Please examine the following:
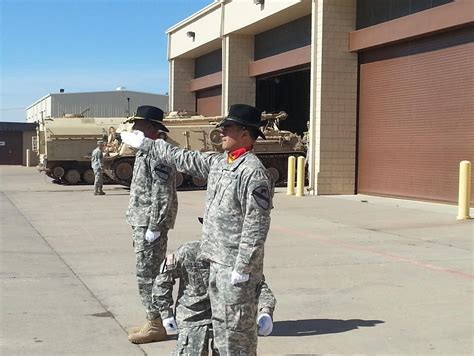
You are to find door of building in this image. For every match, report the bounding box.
[256,68,310,135]
[0,131,23,165]
[358,39,474,203]
[196,87,222,117]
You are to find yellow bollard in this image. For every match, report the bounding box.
[296,156,305,197]
[457,160,472,220]
[287,156,296,195]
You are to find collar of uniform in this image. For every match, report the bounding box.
[222,151,250,172]
[227,147,251,163]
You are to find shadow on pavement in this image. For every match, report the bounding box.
[272,318,384,337]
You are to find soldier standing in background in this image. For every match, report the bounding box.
[91,140,105,195]
[125,105,179,344]
[154,240,276,355]
[122,104,274,355]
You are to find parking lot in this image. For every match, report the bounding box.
[1,166,473,355]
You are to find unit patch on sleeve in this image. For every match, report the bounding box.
[251,185,270,210]
[154,163,171,181]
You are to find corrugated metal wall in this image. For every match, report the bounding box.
[51,91,168,118]
[28,91,168,121]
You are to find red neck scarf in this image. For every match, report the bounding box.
[227,146,252,164]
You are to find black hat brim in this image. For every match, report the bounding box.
[126,116,169,133]
[216,118,266,140]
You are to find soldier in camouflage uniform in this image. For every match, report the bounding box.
[91,140,105,195]
[122,104,274,355]
[125,105,179,344]
[153,239,276,355]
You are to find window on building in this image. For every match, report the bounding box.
[254,15,311,60]
[356,0,452,29]
[194,49,222,79]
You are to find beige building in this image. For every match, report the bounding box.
[166,0,473,204]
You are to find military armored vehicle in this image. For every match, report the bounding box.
[103,114,222,188]
[104,111,306,188]
[35,116,127,184]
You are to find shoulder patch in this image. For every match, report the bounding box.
[154,163,171,181]
[251,185,270,210]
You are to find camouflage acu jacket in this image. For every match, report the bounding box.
[91,147,104,171]
[140,139,274,274]
[154,241,211,328]
[126,150,178,231]
[154,241,277,328]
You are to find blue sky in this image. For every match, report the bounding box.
[0,0,212,122]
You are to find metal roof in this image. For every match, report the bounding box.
[0,122,37,132]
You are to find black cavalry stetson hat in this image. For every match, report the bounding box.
[217,104,265,139]
[126,105,169,132]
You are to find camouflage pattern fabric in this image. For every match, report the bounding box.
[126,150,178,230]
[141,139,273,274]
[172,325,217,356]
[91,147,104,171]
[91,147,104,192]
[258,275,276,316]
[93,169,103,193]
[133,226,169,320]
[208,262,261,355]
[154,241,276,355]
[140,136,273,355]
[127,149,178,320]
[153,241,276,327]
[153,241,212,328]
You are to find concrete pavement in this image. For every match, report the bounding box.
[1,166,472,355]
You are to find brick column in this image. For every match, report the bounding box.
[222,34,256,114]
[309,0,357,195]
[169,58,195,112]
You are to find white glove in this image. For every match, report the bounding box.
[230,270,249,285]
[145,229,160,243]
[121,130,145,148]
[257,313,273,336]
[162,316,177,334]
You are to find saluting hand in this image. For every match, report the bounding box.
[121,130,145,148]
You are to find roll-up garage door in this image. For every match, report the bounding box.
[358,42,474,203]
[196,86,221,117]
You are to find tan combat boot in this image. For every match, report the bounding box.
[128,318,167,344]
[127,325,142,335]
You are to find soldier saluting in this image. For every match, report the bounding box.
[124,105,178,344]
[122,104,274,355]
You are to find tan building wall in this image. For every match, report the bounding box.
[22,131,39,166]
[168,3,222,59]
[168,0,358,196]
[223,35,256,114]
[170,58,195,112]
[309,0,357,195]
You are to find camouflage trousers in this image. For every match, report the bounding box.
[172,324,219,356]
[208,262,262,356]
[132,226,168,320]
[93,168,103,192]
